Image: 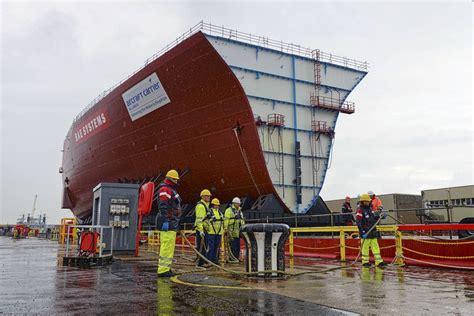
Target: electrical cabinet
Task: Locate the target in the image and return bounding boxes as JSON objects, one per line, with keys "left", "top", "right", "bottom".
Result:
{"left": 92, "top": 183, "right": 139, "bottom": 253}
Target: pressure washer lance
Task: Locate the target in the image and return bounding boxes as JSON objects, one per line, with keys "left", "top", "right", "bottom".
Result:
{"left": 179, "top": 215, "right": 387, "bottom": 279}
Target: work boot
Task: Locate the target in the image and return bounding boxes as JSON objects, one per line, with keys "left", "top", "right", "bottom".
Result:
{"left": 197, "top": 262, "right": 210, "bottom": 268}
{"left": 376, "top": 262, "right": 388, "bottom": 268}
{"left": 362, "top": 262, "right": 371, "bottom": 267}
{"left": 157, "top": 270, "right": 175, "bottom": 278}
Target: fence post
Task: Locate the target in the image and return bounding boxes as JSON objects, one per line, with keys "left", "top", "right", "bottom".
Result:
{"left": 394, "top": 229, "right": 405, "bottom": 266}
{"left": 72, "top": 218, "right": 77, "bottom": 245}
{"left": 219, "top": 234, "right": 226, "bottom": 266}
{"left": 330, "top": 213, "right": 334, "bottom": 238}
{"left": 339, "top": 228, "right": 346, "bottom": 262}
{"left": 289, "top": 230, "right": 294, "bottom": 258}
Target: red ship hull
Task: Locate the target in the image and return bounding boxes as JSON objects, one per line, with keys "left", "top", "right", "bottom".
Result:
{"left": 61, "top": 32, "right": 276, "bottom": 219}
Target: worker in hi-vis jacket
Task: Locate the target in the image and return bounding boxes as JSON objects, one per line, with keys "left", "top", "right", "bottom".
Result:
{"left": 206, "top": 198, "right": 224, "bottom": 264}
{"left": 224, "top": 197, "right": 245, "bottom": 260}
{"left": 194, "top": 189, "right": 212, "bottom": 267}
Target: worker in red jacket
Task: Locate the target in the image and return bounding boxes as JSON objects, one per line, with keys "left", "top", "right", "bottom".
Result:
{"left": 341, "top": 196, "right": 354, "bottom": 225}
{"left": 157, "top": 169, "right": 182, "bottom": 277}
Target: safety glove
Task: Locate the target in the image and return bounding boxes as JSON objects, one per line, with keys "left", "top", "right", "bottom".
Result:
{"left": 361, "top": 233, "right": 368, "bottom": 239}
{"left": 162, "top": 221, "right": 169, "bottom": 231}
{"left": 199, "top": 231, "right": 205, "bottom": 238}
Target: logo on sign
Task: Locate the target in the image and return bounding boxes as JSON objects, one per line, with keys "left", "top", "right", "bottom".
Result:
{"left": 121, "top": 72, "right": 171, "bottom": 121}
{"left": 73, "top": 109, "right": 110, "bottom": 143}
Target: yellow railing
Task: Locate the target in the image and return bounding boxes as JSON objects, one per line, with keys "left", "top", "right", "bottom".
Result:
{"left": 144, "top": 229, "right": 195, "bottom": 253}
{"left": 50, "top": 229, "right": 59, "bottom": 241}
{"left": 59, "top": 218, "right": 77, "bottom": 245}
{"left": 289, "top": 225, "right": 404, "bottom": 265}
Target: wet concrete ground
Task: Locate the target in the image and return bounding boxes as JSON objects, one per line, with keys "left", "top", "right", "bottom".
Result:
{"left": 1, "top": 237, "right": 473, "bottom": 315}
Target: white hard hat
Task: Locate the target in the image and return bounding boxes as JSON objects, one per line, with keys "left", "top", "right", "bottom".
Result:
{"left": 368, "top": 191, "right": 375, "bottom": 196}
{"left": 232, "top": 197, "right": 241, "bottom": 204}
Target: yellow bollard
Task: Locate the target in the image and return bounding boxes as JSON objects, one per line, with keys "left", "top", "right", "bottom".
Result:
{"left": 219, "top": 234, "right": 226, "bottom": 265}
{"left": 289, "top": 230, "right": 294, "bottom": 258}
{"left": 394, "top": 230, "right": 405, "bottom": 266}
{"left": 59, "top": 218, "right": 76, "bottom": 244}
{"left": 339, "top": 229, "right": 346, "bottom": 262}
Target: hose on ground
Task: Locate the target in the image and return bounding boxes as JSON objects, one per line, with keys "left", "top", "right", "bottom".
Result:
{"left": 224, "top": 233, "right": 240, "bottom": 263}
{"left": 180, "top": 231, "right": 367, "bottom": 277}
{"left": 192, "top": 232, "right": 208, "bottom": 263}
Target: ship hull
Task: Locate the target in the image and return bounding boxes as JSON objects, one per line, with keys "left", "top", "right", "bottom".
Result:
{"left": 62, "top": 32, "right": 275, "bottom": 219}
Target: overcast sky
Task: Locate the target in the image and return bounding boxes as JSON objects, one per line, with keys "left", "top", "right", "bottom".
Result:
{"left": 1, "top": 1, "right": 472, "bottom": 224}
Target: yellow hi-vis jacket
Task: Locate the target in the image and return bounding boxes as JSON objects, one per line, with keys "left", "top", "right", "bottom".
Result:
{"left": 194, "top": 200, "right": 210, "bottom": 233}
{"left": 207, "top": 208, "right": 224, "bottom": 235}
{"left": 224, "top": 206, "right": 245, "bottom": 238}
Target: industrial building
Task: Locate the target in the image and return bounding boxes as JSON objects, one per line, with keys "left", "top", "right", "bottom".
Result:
{"left": 421, "top": 185, "right": 474, "bottom": 223}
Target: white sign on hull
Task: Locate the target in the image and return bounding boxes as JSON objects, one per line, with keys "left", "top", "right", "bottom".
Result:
{"left": 122, "top": 72, "right": 171, "bottom": 121}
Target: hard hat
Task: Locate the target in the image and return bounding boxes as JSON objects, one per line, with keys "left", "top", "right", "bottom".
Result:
{"left": 368, "top": 191, "right": 375, "bottom": 196}
{"left": 211, "top": 198, "right": 220, "bottom": 206}
{"left": 166, "top": 169, "right": 179, "bottom": 180}
{"left": 359, "top": 194, "right": 371, "bottom": 202}
{"left": 232, "top": 197, "right": 241, "bottom": 204}
{"left": 200, "top": 189, "right": 211, "bottom": 197}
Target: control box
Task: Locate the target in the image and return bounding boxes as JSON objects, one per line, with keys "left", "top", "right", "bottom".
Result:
{"left": 92, "top": 183, "right": 139, "bottom": 253}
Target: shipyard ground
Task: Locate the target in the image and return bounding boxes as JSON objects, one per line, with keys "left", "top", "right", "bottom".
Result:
{"left": 1, "top": 237, "right": 473, "bottom": 315}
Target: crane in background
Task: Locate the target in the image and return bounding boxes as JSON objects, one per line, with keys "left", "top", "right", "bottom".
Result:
{"left": 31, "top": 194, "right": 38, "bottom": 220}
